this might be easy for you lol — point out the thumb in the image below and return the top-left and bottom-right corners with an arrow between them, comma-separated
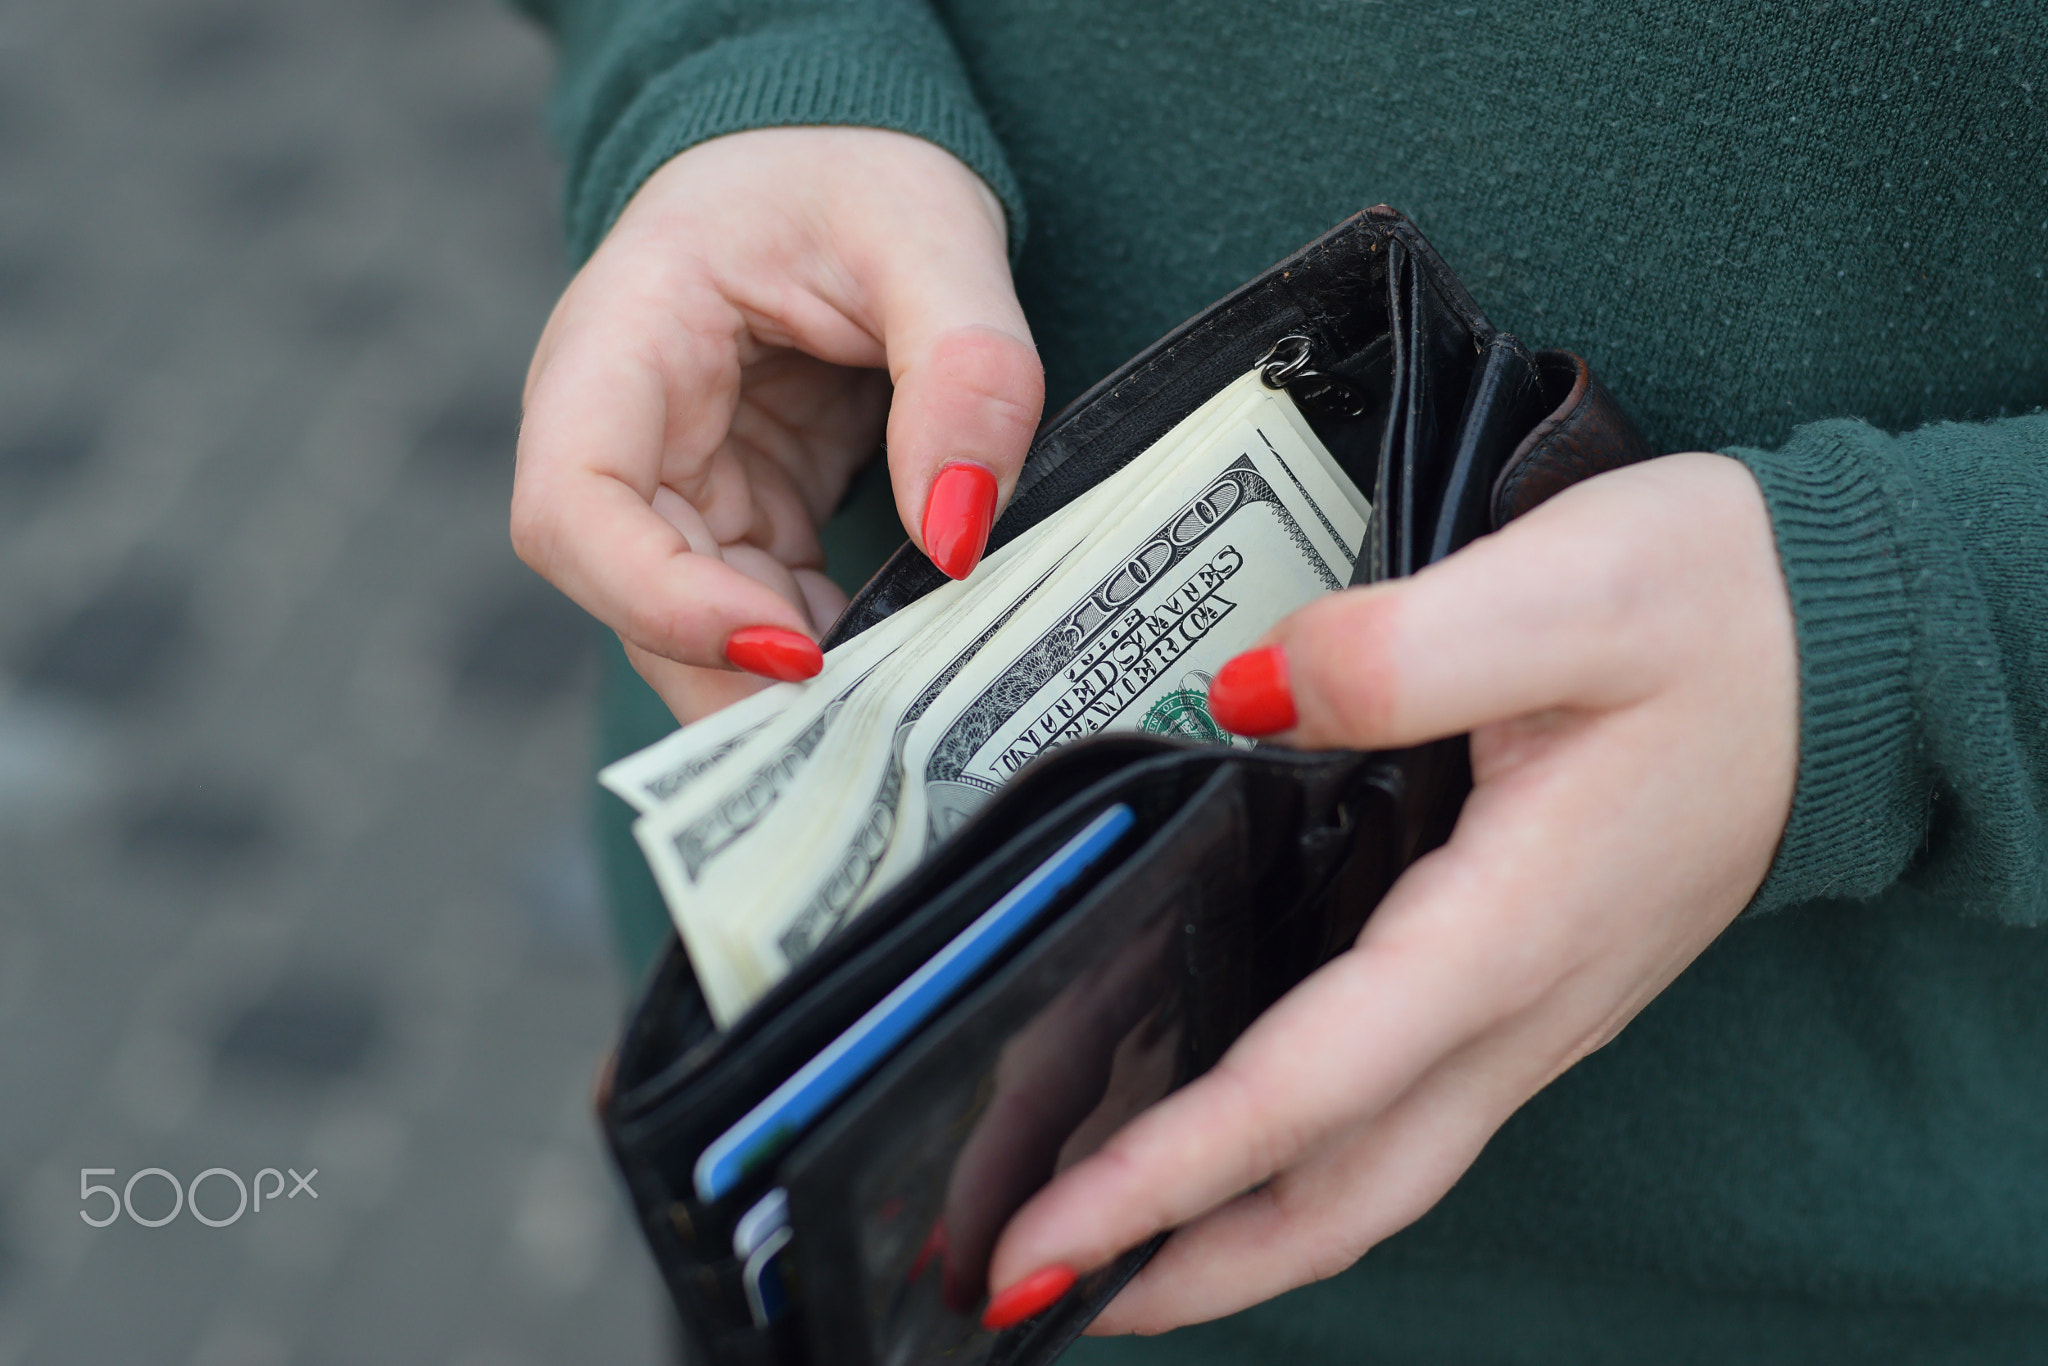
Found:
1204,477 -> 1676,749
871,223 -> 1043,580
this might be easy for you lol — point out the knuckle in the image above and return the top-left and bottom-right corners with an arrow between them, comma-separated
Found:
1202,1060 -> 1310,1189
1568,531 -> 1654,632
621,593 -> 688,658
1095,1136 -> 1187,1241
930,329 -> 1045,421
1529,495 -> 1676,647
1265,1181 -> 1369,1288
1388,856 -> 1558,1021
1481,950 -> 1562,1024
1558,997 -> 1641,1068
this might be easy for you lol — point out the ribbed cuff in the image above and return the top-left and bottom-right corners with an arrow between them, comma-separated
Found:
565,35 -> 1025,264
1724,422 -> 1922,915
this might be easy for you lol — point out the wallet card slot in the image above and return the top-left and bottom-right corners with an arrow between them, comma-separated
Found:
604,761 -> 1277,1358
607,747 -> 1231,1267
779,764 -> 1254,1366
1377,238 -> 1493,583
691,804 -> 1140,1206
607,794 -> 1166,1363
1424,334 -> 1546,568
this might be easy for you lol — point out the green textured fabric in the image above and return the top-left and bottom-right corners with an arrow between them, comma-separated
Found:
511,0 -> 1024,261
1732,415 -> 2048,922
1065,1252 -> 2048,1366
521,0 -> 2048,1357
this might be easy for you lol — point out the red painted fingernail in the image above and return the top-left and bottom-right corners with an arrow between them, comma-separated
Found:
922,463 -> 999,580
981,1264 -> 1077,1331
1208,645 -> 1296,735
724,626 -> 822,681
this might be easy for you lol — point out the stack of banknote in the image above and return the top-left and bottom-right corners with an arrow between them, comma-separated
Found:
601,370 -> 1372,1025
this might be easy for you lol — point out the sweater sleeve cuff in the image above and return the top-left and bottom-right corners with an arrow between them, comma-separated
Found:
562,28 -> 1025,264
1723,422 -> 1922,915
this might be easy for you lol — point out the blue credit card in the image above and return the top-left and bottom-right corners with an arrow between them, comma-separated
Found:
734,1188 -> 794,1328
693,802 -> 1139,1205
742,1225 -> 793,1328
732,1187 -> 791,1260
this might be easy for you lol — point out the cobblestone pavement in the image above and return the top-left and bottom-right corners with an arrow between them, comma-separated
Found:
0,0 -> 671,1361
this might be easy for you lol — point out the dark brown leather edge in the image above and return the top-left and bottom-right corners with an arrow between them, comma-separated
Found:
1365,203 -> 1498,344
1488,350 -> 1655,527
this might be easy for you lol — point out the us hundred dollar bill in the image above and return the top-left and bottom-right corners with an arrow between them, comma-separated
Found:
893,394 -> 1366,863
630,550 -> 1051,1020
615,371 -> 1371,1025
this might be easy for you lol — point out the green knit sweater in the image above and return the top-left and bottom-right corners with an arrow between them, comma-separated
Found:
518,1 -> 2048,1359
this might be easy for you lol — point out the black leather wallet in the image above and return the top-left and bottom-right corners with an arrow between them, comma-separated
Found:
599,207 -> 1651,1366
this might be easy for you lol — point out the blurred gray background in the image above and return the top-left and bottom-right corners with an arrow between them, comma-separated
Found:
0,0 -> 670,1360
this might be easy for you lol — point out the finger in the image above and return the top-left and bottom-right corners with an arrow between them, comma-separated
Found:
1091,1024 -> 1545,1335
654,484 -> 830,633
514,300 -> 819,672
985,842 -> 1524,1297
1208,453 -> 1764,749
650,485 -> 720,556
1096,909 -> 1675,1338
794,569 -> 848,635
721,543 -> 812,622
723,435 -> 828,570
661,408 -> 852,609
868,219 -> 1043,580
727,355 -> 893,541
1009,673 -> 1776,1314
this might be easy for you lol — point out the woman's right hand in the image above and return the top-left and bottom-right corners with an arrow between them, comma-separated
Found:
513,127 -> 1043,722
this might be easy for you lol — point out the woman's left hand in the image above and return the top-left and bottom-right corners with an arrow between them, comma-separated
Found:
983,451 -> 1800,1334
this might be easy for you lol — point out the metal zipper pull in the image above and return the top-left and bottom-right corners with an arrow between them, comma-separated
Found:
1256,334 -> 1372,418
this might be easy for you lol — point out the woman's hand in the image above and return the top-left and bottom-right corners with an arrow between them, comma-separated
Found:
984,451 -> 1800,1334
512,128 -> 1042,721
